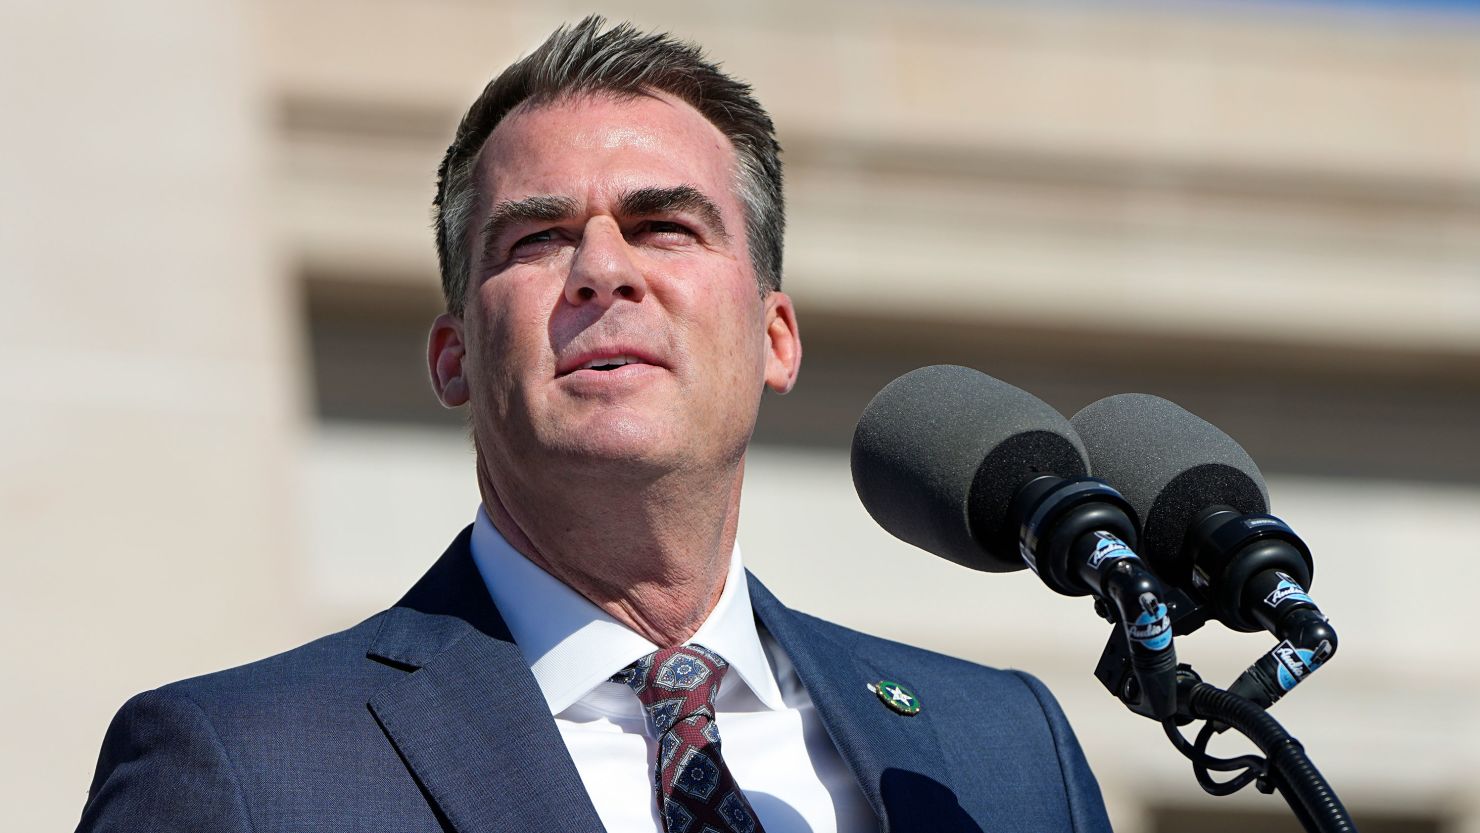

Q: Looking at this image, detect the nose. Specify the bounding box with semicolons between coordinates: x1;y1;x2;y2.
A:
563;217;647;307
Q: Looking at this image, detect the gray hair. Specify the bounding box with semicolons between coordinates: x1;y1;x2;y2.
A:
432;16;785;315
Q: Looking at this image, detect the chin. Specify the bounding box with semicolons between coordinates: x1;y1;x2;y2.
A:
545;417;687;474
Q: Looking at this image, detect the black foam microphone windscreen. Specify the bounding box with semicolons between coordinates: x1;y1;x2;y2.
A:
851;365;1089;572
1070;394;1269;585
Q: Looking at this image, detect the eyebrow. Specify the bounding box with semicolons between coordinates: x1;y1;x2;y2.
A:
618;185;729;242
479;195;579;265
478;185;732;265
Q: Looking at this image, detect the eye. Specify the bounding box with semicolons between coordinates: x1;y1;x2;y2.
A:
637;220;696;241
511;229;556;251
505;229;570;261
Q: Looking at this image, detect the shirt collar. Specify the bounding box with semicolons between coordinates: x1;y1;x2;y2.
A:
469;507;786;715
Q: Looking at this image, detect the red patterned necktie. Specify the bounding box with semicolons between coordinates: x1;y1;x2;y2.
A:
613;644;768;833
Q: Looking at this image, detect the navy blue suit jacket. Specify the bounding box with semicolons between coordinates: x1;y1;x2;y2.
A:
79;528;1111;832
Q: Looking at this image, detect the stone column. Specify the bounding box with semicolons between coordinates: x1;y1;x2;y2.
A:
0;1;303;827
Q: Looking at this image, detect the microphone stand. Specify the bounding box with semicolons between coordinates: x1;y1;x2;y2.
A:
1092;589;1357;833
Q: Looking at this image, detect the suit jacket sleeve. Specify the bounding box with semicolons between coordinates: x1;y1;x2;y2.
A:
77;689;255;833
1011;670;1111;833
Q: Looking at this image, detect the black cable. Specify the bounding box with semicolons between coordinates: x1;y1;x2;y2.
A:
1196;760;1262;796
1184;682;1356;833
1161;719;1263;773
1192;720;1263;796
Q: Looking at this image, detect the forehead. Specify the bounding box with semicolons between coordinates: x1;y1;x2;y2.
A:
475;92;740;208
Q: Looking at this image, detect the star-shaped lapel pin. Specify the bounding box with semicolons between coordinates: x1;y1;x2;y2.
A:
868;679;921;716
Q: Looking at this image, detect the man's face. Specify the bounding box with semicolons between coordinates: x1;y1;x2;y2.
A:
430;92;800;484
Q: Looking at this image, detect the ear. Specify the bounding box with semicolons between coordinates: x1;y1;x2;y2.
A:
428;312;470;407
762;291;802;395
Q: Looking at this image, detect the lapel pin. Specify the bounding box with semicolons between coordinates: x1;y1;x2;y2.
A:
868;679;921;716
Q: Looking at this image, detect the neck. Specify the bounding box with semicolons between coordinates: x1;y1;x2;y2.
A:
476;452;744;647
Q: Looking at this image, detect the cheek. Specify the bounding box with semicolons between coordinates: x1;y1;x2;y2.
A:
467;278;557;403
694;287;769;384
723;285;769;368
475;275;556;354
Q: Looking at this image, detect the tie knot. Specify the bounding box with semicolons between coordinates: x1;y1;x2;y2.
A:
615;644;729;717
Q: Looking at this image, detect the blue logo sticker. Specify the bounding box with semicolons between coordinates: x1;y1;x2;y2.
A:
1087;531;1134;570
1264;572;1314;608
1273;640;1325;690
1127;592;1172;651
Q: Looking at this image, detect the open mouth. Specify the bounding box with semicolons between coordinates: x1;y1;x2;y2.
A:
579;355;646;372
557;349;662;377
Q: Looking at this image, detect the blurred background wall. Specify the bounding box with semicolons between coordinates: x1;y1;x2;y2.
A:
4;0;1479;830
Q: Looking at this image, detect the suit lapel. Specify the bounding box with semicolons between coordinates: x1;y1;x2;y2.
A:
366;529;606;833
748;574;960;833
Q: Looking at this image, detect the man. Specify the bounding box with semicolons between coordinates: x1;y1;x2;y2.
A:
79;18;1110;833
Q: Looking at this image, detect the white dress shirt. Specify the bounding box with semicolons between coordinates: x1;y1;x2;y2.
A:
469;508;875;832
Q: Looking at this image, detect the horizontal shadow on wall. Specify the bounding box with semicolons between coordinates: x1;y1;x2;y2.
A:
303;278;1480;485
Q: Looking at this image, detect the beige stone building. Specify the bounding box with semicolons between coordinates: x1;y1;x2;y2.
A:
5;1;1478;831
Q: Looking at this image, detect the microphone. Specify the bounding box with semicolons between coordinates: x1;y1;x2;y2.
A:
851;366;1179;718
1069;394;1338;707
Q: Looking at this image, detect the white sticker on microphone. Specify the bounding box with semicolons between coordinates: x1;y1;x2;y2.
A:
1087;531;1134;570
1263;572;1314;609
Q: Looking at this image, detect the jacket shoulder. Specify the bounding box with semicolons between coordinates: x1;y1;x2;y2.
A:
80;610;462;832
80;613;414;831
159;611;396;709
